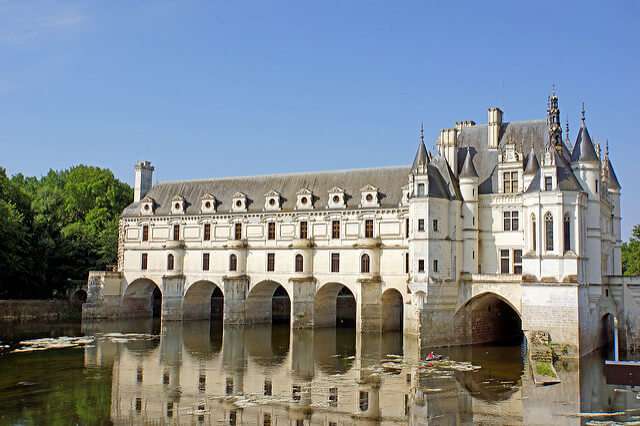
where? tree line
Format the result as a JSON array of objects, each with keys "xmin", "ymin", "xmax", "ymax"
[{"xmin": 0, "ymin": 165, "xmax": 131, "ymax": 299}]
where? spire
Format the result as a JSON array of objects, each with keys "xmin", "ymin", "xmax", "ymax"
[
  {"xmin": 547, "ymin": 89, "xmax": 562, "ymax": 151},
  {"xmin": 524, "ymin": 146, "xmax": 540, "ymax": 175},
  {"xmin": 459, "ymin": 147, "xmax": 479, "ymax": 179},
  {"xmin": 411, "ymin": 123, "xmax": 429, "ymax": 173},
  {"xmin": 571, "ymin": 103, "xmax": 598, "ymax": 163}
]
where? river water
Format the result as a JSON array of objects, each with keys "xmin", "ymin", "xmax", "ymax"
[{"xmin": 0, "ymin": 320, "xmax": 639, "ymax": 425}]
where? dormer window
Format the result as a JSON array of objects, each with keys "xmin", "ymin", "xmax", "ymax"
[
  {"xmin": 264, "ymin": 190, "xmax": 282, "ymax": 211},
  {"xmin": 327, "ymin": 187, "xmax": 346, "ymax": 209},
  {"xmin": 140, "ymin": 196, "xmax": 155, "ymax": 216},
  {"xmin": 544, "ymin": 176, "xmax": 553, "ymax": 191},
  {"xmin": 503, "ymin": 172, "xmax": 518, "ymax": 193},
  {"xmin": 296, "ymin": 188, "xmax": 314, "ymax": 210},
  {"xmin": 201, "ymin": 193, "xmax": 217, "ymax": 213},
  {"xmin": 232, "ymin": 192, "xmax": 248, "ymax": 212},
  {"xmin": 360, "ymin": 185, "xmax": 379, "ymax": 208},
  {"xmin": 171, "ymin": 195, "xmax": 186, "ymax": 215},
  {"xmin": 417, "ymin": 183, "xmax": 425, "ymax": 197}
]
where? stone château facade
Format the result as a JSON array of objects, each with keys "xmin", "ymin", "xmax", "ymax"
[{"xmin": 85, "ymin": 94, "xmax": 639, "ymax": 356}]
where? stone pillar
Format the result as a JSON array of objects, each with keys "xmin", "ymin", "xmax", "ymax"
[
  {"xmin": 162, "ymin": 274, "xmax": 185, "ymax": 321},
  {"xmin": 358, "ymin": 279, "xmax": 382, "ymax": 333},
  {"xmin": 290, "ymin": 277, "xmax": 316, "ymax": 329},
  {"xmin": 223, "ymin": 275, "xmax": 249, "ymax": 324}
]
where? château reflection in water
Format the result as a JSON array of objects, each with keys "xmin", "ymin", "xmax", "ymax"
[{"xmin": 80, "ymin": 320, "xmax": 640, "ymax": 425}]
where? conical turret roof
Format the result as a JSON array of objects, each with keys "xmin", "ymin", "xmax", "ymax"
[
  {"xmin": 459, "ymin": 148, "xmax": 478, "ymax": 179},
  {"xmin": 412, "ymin": 124, "xmax": 429, "ymax": 172},
  {"xmin": 524, "ymin": 147, "xmax": 540, "ymax": 175},
  {"xmin": 608, "ymin": 159, "xmax": 621, "ymax": 190},
  {"xmin": 571, "ymin": 112, "xmax": 598, "ymax": 163}
]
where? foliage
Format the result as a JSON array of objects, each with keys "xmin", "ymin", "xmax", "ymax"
[
  {"xmin": 534, "ymin": 361, "xmax": 556, "ymax": 378},
  {"xmin": 0, "ymin": 166, "xmax": 132, "ymax": 299},
  {"xmin": 622, "ymin": 225, "xmax": 640, "ymax": 276}
]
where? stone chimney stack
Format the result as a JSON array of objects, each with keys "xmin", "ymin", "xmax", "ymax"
[
  {"xmin": 488, "ymin": 107, "xmax": 503, "ymax": 149},
  {"xmin": 134, "ymin": 160, "xmax": 154, "ymax": 202}
]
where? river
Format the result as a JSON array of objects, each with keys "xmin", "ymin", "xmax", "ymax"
[{"xmin": 0, "ymin": 320, "xmax": 638, "ymax": 425}]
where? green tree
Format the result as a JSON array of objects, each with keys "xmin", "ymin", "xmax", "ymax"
[{"xmin": 622, "ymin": 225, "xmax": 640, "ymax": 276}]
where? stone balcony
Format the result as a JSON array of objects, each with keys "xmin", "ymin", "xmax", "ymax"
[
  {"xmin": 289, "ymin": 238, "xmax": 314, "ymax": 249},
  {"xmin": 163, "ymin": 240, "xmax": 185, "ymax": 250},
  {"xmin": 224, "ymin": 239, "xmax": 248, "ymax": 249},
  {"xmin": 353, "ymin": 237, "xmax": 382, "ymax": 249},
  {"xmin": 461, "ymin": 273, "xmax": 522, "ymax": 284}
]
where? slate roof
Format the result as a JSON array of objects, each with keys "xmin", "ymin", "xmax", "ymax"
[
  {"xmin": 459, "ymin": 148, "xmax": 479, "ymax": 179},
  {"xmin": 608, "ymin": 160, "xmax": 621, "ymax": 190},
  {"xmin": 525, "ymin": 149, "xmax": 584, "ymax": 193},
  {"xmin": 571, "ymin": 123, "xmax": 598, "ymax": 163},
  {"xmin": 524, "ymin": 147, "xmax": 540, "ymax": 176},
  {"xmin": 412, "ymin": 139, "xmax": 429, "ymax": 171}
]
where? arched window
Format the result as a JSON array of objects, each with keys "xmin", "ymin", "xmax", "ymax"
[
  {"xmin": 545, "ymin": 212, "xmax": 554, "ymax": 251},
  {"xmin": 229, "ymin": 254, "xmax": 237, "ymax": 271},
  {"xmin": 361, "ymin": 254, "xmax": 370, "ymax": 273},
  {"xmin": 295, "ymin": 254, "xmax": 304, "ymax": 273},
  {"xmin": 564, "ymin": 214, "xmax": 571, "ymax": 253},
  {"xmin": 167, "ymin": 254, "xmax": 174, "ymax": 271},
  {"xmin": 531, "ymin": 214, "xmax": 537, "ymax": 251}
]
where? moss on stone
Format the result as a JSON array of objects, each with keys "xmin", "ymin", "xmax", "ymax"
[{"xmin": 535, "ymin": 361, "xmax": 555, "ymax": 378}]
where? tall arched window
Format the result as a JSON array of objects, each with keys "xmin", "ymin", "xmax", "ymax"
[
  {"xmin": 564, "ymin": 214, "xmax": 571, "ymax": 253},
  {"xmin": 229, "ymin": 254, "xmax": 237, "ymax": 271},
  {"xmin": 295, "ymin": 254, "xmax": 304, "ymax": 272},
  {"xmin": 531, "ymin": 214, "xmax": 537, "ymax": 251},
  {"xmin": 361, "ymin": 254, "xmax": 370, "ymax": 273},
  {"xmin": 545, "ymin": 212, "xmax": 554, "ymax": 251},
  {"xmin": 167, "ymin": 254, "xmax": 174, "ymax": 271}
]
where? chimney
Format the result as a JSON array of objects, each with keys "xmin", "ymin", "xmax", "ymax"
[
  {"xmin": 487, "ymin": 107, "xmax": 503, "ymax": 149},
  {"xmin": 134, "ymin": 161, "xmax": 154, "ymax": 202}
]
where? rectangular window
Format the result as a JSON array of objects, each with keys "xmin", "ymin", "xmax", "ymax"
[
  {"xmin": 331, "ymin": 253, "xmax": 340, "ymax": 273},
  {"xmin": 503, "ymin": 211, "xmax": 511, "ymax": 231},
  {"xmin": 173, "ymin": 224, "xmax": 180, "ymax": 241},
  {"xmin": 433, "ymin": 259, "xmax": 438, "ymax": 273},
  {"xmin": 503, "ymin": 171, "xmax": 518, "ymax": 193},
  {"xmin": 263, "ymin": 413, "xmax": 271, "ymax": 426},
  {"xmin": 203, "ymin": 223, "xmax": 211, "ymax": 241},
  {"xmin": 163, "ymin": 372, "xmax": 169, "ymax": 385},
  {"xmin": 136, "ymin": 367, "xmax": 143, "ymax": 383},
  {"xmin": 513, "ymin": 249, "xmax": 522, "ymax": 274},
  {"xmin": 500, "ymin": 249, "xmax": 510, "ymax": 274},
  {"xmin": 167, "ymin": 254, "xmax": 174, "ymax": 271},
  {"xmin": 329, "ymin": 387, "xmax": 338, "ymax": 407},
  {"xmin": 503, "ymin": 211, "xmax": 519, "ymax": 231},
  {"xmin": 418, "ymin": 259, "xmax": 425, "ymax": 273},
  {"xmin": 142, "ymin": 225, "xmax": 149, "ymax": 241},
  {"xmin": 433, "ymin": 219, "xmax": 438, "ymax": 232},
  {"xmin": 234, "ymin": 223, "xmax": 242, "ymax": 240},
  {"xmin": 135, "ymin": 398, "xmax": 142, "ymax": 413},
  {"xmin": 359, "ymin": 391, "xmax": 369, "ymax": 412},
  {"xmin": 167, "ymin": 402, "xmax": 173, "ymax": 418},
  {"xmin": 418, "ymin": 219, "xmax": 425, "ymax": 232},
  {"xmin": 292, "ymin": 385, "xmax": 301, "ymax": 401},
  {"xmin": 141, "ymin": 253, "xmax": 148, "ymax": 270},
  {"xmin": 264, "ymin": 379, "xmax": 272, "ymax": 396},
  {"xmin": 417, "ymin": 183, "xmax": 425, "ymax": 196},
  {"xmin": 300, "ymin": 221, "xmax": 308, "ymax": 239},
  {"xmin": 405, "ymin": 253, "xmax": 409, "ymax": 274},
  {"xmin": 564, "ymin": 217, "xmax": 571, "ymax": 252},
  {"xmin": 267, "ymin": 253, "xmax": 275, "ymax": 272},
  {"xmin": 226, "ymin": 377, "xmax": 233, "ymax": 395},
  {"xmin": 229, "ymin": 410, "xmax": 236, "ymax": 426},
  {"xmin": 296, "ymin": 420, "xmax": 304, "ymax": 426},
  {"xmin": 405, "ymin": 394, "xmax": 410, "ymax": 415},
  {"xmin": 202, "ymin": 253, "xmax": 210, "ymax": 271},
  {"xmin": 405, "ymin": 218, "xmax": 409, "ymax": 238},
  {"xmin": 544, "ymin": 176, "xmax": 553, "ymax": 191},
  {"xmin": 267, "ymin": 222, "xmax": 276, "ymax": 240},
  {"xmin": 332, "ymin": 220, "xmax": 340, "ymax": 239},
  {"xmin": 365, "ymin": 219, "xmax": 374, "ymax": 238},
  {"xmin": 199, "ymin": 374, "xmax": 206, "ymax": 392}
]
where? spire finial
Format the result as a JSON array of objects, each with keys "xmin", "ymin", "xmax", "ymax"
[
  {"xmin": 605, "ymin": 139, "xmax": 609, "ymax": 158},
  {"xmin": 420, "ymin": 122, "xmax": 424, "ymax": 143},
  {"xmin": 552, "ymin": 83, "xmax": 556, "ymax": 97},
  {"xmin": 581, "ymin": 102, "xmax": 586, "ymax": 125}
]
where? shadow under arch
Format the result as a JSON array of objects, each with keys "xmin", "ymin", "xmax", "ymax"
[
  {"xmin": 183, "ymin": 280, "xmax": 224, "ymax": 321},
  {"xmin": 123, "ymin": 278, "xmax": 162, "ymax": 318},
  {"xmin": 183, "ymin": 320, "xmax": 223, "ymax": 359},
  {"xmin": 245, "ymin": 280, "xmax": 291, "ymax": 325},
  {"xmin": 314, "ymin": 282, "xmax": 356, "ymax": 328},
  {"xmin": 244, "ymin": 324, "xmax": 290, "ymax": 368},
  {"xmin": 600, "ymin": 313, "xmax": 615, "ymax": 355},
  {"xmin": 454, "ymin": 292, "xmax": 523, "ymax": 345},
  {"xmin": 381, "ymin": 288, "xmax": 404, "ymax": 332},
  {"xmin": 313, "ymin": 327, "xmax": 356, "ymax": 375}
]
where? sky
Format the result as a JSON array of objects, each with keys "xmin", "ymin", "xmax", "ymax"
[{"xmin": 1, "ymin": 0, "xmax": 639, "ymax": 238}]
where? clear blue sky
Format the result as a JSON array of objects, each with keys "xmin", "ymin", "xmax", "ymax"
[{"xmin": 1, "ymin": 1, "xmax": 639, "ymax": 238}]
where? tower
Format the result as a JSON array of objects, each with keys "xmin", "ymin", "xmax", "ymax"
[
  {"xmin": 134, "ymin": 160, "xmax": 155, "ymax": 202},
  {"xmin": 459, "ymin": 147, "xmax": 479, "ymax": 274}
]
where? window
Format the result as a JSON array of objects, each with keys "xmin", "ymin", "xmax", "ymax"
[
  {"xmin": 267, "ymin": 253, "xmax": 275, "ymax": 272},
  {"xmin": 365, "ymin": 219, "xmax": 374, "ymax": 238},
  {"xmin": 300, "ymin": 221, "xmax": 308, "ymax": 239},
  {"xmin": 433, "ymin": 259, "xmax": 438, "ymax": 273},
  {"xmin": 595, "ymin": 179, "xmax": 599, "ymax": 193},
  {"xmin": 433, "ymin": 219, "xmax": 439, "ymax": 232},
  {"xmin": 500, "ymin": 249, "xmax": 510, "ymax": 274},
  {"xmin": 564, "ymin": 215, "xmax": 571, "ymax": 252},
  {"xmin": 202, "ymin": 253, "xmax": 210, "ymax": 271},
  {"xmin": 359, "ymin": 391, "xmax": 369, "ymax": 412},
  {"xmin": 229, "ymin": 410, "xmax": 236, "ymax": 426},
  {"xmin": 361, "ymin": 254, "xmax": 370, "ymax": 273},
  {"xmin": 203, "ymin": 223, "xmax": 211, "ymax": 241},
  {"xmin": 136, "ymin": 367, "xmax": 143, "ymax": 383},
  {"xmin": 329, "ymin": 387, "xmax": 338, "ymax": 407},
  {"xmin": 545, "ymin": 212, "xmax": 554, "ymax": 251},
  {"xmin": 226, "ymin": 377, "xmax": 233, "ymax": 395},
  {"xmin": 418, "ymin": 219, "xmax": 425, "ymax": 232},
  {"xmin": 264, "ymin": 379, "xmax": 272, "ymax": 396},
  {"xmin": 405, "ymin": 394, "xmax": 410, "ymax": 416},
  {"xmin": 173, "ymin": 224, "xmax": 180, "ymax": 240},
  {"xmin": 263, "ymin": 413, "xmax": 271, "ymax": 426},
  {"xmin": 544, "ymin": 176, "xmax": 553, "ymax": 191},
  {"xmin": 331, "ymin": 253, "xmax": 340, "ymax": 273},
  {"xmin": 531, "ymin": 214, "xmax": 537, "ymax": 251},
  {"xmin": 199, "ymin": 374, "xmax": 206, "ymax": 392},
  {"xmin": 141, "ymin": 253, "xmax": 148, "ymax": 270},
  {"xmin": 267, "ymin": 222, "xmax": 276, "ymax": 240},
  {"xmin": 142, "ymin": 225, "xmax": 149, "ymax": 241},
  {"xmin": 135, "ymin": 398, "xmax": 142, "ymax": 413},
  {"xmin": 405, "ymin": 253, "xmax": 409, "ymax": 274},
  {"xmin": 332, "ymin": 220, "xmax": 340, "ymax": 239},
  {"xmin": 503, "ymin": 211, "xmax": 519, "ymax": 231},
  {"xmin": 234, "ymin": 223, "xmax": 242, "ymax": 240},
  {"xmin": 296, "ymin": 420, "xmax": 304, "ymax": 426},
  {"xmin": 292, "ymin": 385, "xmax": 301, "ymax": 401},
  {"xmin": 167, "ymin": 254, "xmax": 174, "ymax": 271},
  {"xmin": 417, "ymin": 183, "xmax": 425, "ymax": 196},
  {"xmin": 503, "ymin": 171, "xmax": 518, "ymax": 193},
  {"xmin": 513, "ymin": 249, "xmax": 522, "ymax": 274},
  {"xmin": 167, "ymin": 402, "xmax": 173, "ymax": 418},
  {"xmin": 295, "ymin": 254, "xmax": 304, "ymax": 273},
  {"xmin": 229, "ymin": 254, "xmax": 237, "ymax": 271},
  {"xmin": 405, "ymin": 218, "xmax": 409, "ymax": 238},
  {"xmin": 418, "ymin": 259, "xmax": 425, "ymax": 273},
  {"xmin": 163, "ymin": 372, "xmax": 169, "ymax": 385}
]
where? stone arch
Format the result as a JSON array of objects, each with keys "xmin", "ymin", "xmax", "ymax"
[
  {"xmin": 123, "ymin": 278, "xmax": 162, "ymax": 318},
  {"xmin": 600, "ymin": 313, "xmax": 615, "ymax": 351},
  {"xmin": 183, "ymin": 280, "xmax": 224, "ymax": 321},
  {"xmin": 454, "ymin": 292, "xmax": 523, "ymax": 345},
  {"xmin": 381, "ymin": 288, "xmax": 404, "ymax": 332},
  {"xmin": 70, "ymin": 289, "xmax": 87, "ymax": 306},
  {"xmin": 245, "ymin": 280, "xmax": 291, "ymax": 324},
  {"xmin": 314, "ymin": 282, "xmax": 357, "ymax": 328}
]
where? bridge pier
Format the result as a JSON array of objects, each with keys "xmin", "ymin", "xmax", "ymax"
[
  {"xmin": 223, "ymin": 275, "xmax": 249, "ymax": 324},
  {"xmin": 161, "ymin": 275, "xmax": 185, "ymax": 321},
  {"xmin": 290, "ymin": 278, "xmax": 315, "ymax": 329}
]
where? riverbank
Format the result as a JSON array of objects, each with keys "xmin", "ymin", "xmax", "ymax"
[{"xmin": 0, "ymin": 300, "xmax": 81, "ymax": 322}]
